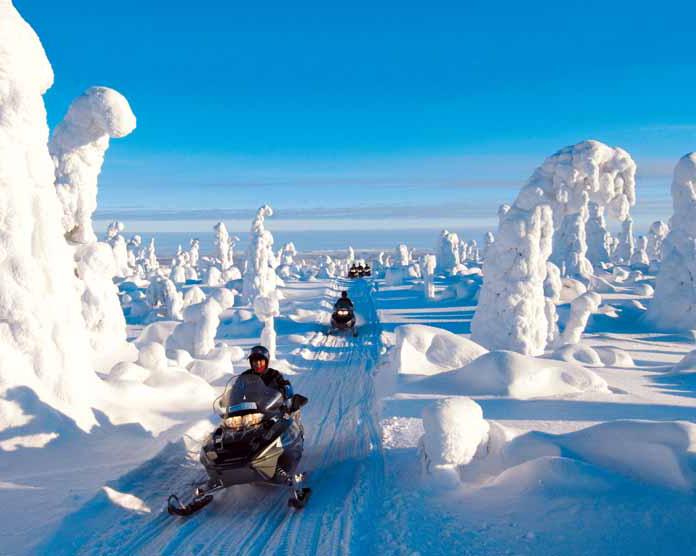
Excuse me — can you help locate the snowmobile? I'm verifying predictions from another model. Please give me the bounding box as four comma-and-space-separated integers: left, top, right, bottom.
167, 373, 310, 516
348, 265, 360, 279
362, 264, 372, 277
330, 303, 357, 336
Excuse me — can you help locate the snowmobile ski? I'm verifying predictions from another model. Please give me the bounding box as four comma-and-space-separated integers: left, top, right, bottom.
167, 493, 214, 517
288, 487, 312, 509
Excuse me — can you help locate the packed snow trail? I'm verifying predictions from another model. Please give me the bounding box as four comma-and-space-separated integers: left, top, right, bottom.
40, 279, 384, 556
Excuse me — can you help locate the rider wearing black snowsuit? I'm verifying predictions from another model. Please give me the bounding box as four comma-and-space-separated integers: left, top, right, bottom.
243, 345, 302, 483
334, 291, 354, 310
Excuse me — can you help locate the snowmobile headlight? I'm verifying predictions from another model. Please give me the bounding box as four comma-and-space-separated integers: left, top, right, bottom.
224, 415, 243, 429
224, 413, 263, 430
337, 309, 349, 316
206, 450, 218, 461
241, 413, 263, 428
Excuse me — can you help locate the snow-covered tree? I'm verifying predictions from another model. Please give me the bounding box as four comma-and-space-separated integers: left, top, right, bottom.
436, 230, 460, 274
145, 238, 159, 273
629, 236, 649, 271
515, 140, 636, 229
559, 292, 602, 345
214, 222, 231, 270
550, 192, 593, 282
242, 205, 277, 302
423, 255, 437, 299
395, 243, 410, 266
516, 140, 636, 272
482, 232, 495, 260
543, 261, 562, 346
106, 221, 129, 277
188, 238, 200, 268
254, 295, 280, 360
585, 202, 612, 266
471, 204, 554, 355
648, 154, 696, 329
613, 217, 634, 264
50, 87, 136, 244
0, 1, 101, 430
647, 221, 669, 263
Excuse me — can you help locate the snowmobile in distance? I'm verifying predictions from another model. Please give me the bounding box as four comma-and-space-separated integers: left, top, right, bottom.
362, 264, 372, 277
330, 292, 357, 336
348, 264, 360, 279
167, 373, 310, 516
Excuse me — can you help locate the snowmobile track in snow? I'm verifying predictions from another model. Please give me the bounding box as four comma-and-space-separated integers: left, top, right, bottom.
41, 278, 385, 556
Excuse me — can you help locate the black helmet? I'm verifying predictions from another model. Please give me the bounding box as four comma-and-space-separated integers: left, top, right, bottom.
248, 345, 270, 363
341, 291, 348, 298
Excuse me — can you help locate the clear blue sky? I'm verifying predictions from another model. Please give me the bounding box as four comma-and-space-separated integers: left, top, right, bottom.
15, 0, 696, 233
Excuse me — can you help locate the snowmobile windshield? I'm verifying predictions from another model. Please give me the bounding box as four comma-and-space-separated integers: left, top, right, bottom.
221, 374, 283, 416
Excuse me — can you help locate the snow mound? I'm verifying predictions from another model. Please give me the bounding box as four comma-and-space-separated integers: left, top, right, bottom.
594, 346, 634, 367
421, 398, 489, 467
551, 343, 603, 366
444, 350, 609, 398
392, 324, 487, 377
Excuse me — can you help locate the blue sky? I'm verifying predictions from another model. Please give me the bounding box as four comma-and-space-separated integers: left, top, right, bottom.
15, 0, 696, 233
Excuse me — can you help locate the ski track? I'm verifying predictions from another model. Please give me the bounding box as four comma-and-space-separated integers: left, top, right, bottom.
40, 279, 384, 556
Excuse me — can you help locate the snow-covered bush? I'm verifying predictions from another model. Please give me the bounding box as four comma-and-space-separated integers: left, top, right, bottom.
50, 87, 136, 244
167, 297, 223, 358
421, 398, 489, 475
648, 153, 696, 329
471, 204, 554, 356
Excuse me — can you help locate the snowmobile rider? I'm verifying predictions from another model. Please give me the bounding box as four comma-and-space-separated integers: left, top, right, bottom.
334, 290, 354, 310
241, 345, 293, 400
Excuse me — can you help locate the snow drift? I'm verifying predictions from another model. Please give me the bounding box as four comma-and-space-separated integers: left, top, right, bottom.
391, 325, 487, 377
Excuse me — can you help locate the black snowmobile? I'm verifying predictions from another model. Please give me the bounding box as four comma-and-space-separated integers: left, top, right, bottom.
330, 296, 357, 336
348, 265, 360, 279
362, 264, 372, 277
167, 373, 310, 516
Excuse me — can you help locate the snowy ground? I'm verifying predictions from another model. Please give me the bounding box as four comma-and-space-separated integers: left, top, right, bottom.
3, 277, 696, 555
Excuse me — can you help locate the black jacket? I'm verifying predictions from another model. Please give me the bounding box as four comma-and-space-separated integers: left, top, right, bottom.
241, 368, 293, 399
334, 297, 354, 310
